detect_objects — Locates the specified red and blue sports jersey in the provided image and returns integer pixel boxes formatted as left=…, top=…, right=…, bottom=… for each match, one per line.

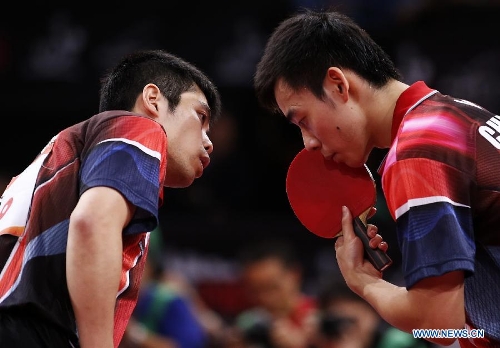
left=379, top=82, right=500, bottom=346
left=0, top=111, right=167, bottom=347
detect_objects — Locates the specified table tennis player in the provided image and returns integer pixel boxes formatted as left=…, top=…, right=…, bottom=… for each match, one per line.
left=253, top=8, right=500, bottom=348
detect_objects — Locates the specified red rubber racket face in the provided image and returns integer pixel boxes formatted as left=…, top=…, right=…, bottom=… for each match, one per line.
left=286, top=149, right=376, bottom=238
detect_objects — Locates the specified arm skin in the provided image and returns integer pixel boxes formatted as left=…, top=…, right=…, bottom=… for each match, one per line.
left=67, top=186, right=135, bottom=348
left=335, top=206, right=465, bottom=346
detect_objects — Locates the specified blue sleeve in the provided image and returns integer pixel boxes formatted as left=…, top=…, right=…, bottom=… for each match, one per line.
left=158, top=297, right=208, bottom=348
left=80, top=140, right=161, bottom=235
left=397, top=202, right=475, bottom=288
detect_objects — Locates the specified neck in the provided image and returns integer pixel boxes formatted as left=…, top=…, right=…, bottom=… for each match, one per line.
left=365, top=79, right=409, bottom=148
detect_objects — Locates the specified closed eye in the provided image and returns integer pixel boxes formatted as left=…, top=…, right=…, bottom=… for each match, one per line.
left=198, top=112, right=207, bottom=123
left=289, top=117, right=306, bottom=129
left=196, top=100, right=212, bottom=127
left=198, top=112, right=211, bottom=133
left=285, top=110, right=306, bottom=128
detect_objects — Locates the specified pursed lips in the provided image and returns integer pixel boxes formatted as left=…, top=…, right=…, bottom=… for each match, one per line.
left=200, top=156, right=210, bottom=169
left=321, top=151, right=337, bottom=162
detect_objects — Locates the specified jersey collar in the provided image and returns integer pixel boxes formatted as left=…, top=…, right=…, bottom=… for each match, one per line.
left=378, top=81, right=437, bottom=174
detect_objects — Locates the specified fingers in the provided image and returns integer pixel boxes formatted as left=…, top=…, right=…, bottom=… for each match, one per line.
left=367, top=224, right=388, bottom=251
left=366, top=224, right=379, bottom=238
left=341, top=206, right=388, bottom=253
left=368, top=235, right=382, bottom=249
left=367, top=234, right=389, bottom=252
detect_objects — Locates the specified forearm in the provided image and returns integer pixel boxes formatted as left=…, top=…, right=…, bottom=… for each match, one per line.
left=67, top=223, right=123, bottom=348
left=358, top=277, right=422, bottom=331
left=353, top=272, right=465, bottom=345
left=336, top=208, right=465, bottom=345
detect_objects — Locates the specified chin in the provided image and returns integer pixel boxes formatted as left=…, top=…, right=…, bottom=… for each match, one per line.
left=354, top=161, right=367, bottom=168
left=164, top=175, right=195, bottom=188
left=343, top=155, right=367, bottom=168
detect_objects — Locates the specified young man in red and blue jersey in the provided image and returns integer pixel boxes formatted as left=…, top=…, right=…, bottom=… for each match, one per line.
left=254, top=9, right=500, bottom=348
left=0, top=49, right=221, bottom=348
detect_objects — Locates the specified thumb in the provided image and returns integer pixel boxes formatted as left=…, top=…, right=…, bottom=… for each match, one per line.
left=341, top=205, right=356, bottom=240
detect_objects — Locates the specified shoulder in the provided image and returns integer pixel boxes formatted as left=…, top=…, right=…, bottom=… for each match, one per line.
left=385, top=95, right=483, bottom=173
left=84, top=112, right=167, bottom=155
left=90, top=111, right=166, bottom=135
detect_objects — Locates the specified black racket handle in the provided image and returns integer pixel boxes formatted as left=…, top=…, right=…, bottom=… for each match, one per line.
left=353, top=217, right=392, bottom=272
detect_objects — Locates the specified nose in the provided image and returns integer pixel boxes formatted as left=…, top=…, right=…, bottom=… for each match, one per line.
left=302, top=129, right=320, bottom=151
left=203, top=132, right=213, bottom=155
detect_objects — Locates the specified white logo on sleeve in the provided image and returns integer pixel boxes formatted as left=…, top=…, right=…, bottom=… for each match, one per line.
left=478, top=115, right=500, bottom=150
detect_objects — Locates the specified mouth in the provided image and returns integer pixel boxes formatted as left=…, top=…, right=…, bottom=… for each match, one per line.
left=324, top=153, right=337, bottom=162
left=200, top=156, right=210, bottom=169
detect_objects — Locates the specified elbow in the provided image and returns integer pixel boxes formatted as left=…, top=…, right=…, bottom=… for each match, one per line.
left=69, top=210, right=95, bottom=237
left=425, top=311, right=465, bottom=332
left=420, top=310, right=465, bottom=346
left=434, top=314, right=465, bottom=331
left=446, top=305, right=466, bottom=330
left=68, top=209, right=106, bottom=244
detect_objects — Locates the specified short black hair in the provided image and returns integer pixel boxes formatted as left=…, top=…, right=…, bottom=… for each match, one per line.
left=254, top=8, right=401, bottom=114
left=99, top=49, right=221, bottom=122
left=238, top=239, right=299, bottom=270
left=317, top=279, right=365, bottom=310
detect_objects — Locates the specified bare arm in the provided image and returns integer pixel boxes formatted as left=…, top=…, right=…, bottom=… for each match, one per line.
left=335, top=206, right=465, bottom=346
left=67, top=187, right=135, bottom=348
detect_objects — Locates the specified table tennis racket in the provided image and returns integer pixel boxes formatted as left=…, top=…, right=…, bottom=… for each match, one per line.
left=286, top=149, right=392, bottom=272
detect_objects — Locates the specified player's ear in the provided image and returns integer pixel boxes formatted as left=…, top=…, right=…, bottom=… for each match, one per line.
left=140, top=83, right=162, bottom=117
left=324, top=67, right=349, bottom=102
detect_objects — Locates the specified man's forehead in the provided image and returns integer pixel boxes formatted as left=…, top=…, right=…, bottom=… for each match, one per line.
left=182, top=89, right=208, bottom=106
left=184, top=84, right=206, bottom=98
left=274, top=79, right=298, bottom=117
left=274, top=78, right=294, bottom=99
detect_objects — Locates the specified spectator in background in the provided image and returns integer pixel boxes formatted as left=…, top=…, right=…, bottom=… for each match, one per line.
left=231, top=239, right=317, bottom=348
left=120, top=230, right=210, bottom=348
left=312, top=279, right=429, bottom=348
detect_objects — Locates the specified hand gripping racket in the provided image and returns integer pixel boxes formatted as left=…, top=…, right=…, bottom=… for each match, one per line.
left=286, top=149, right=392, bottom=272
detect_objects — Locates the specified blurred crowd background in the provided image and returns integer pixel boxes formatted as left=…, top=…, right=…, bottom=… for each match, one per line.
left=1, top=1, right=499, bottom=347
